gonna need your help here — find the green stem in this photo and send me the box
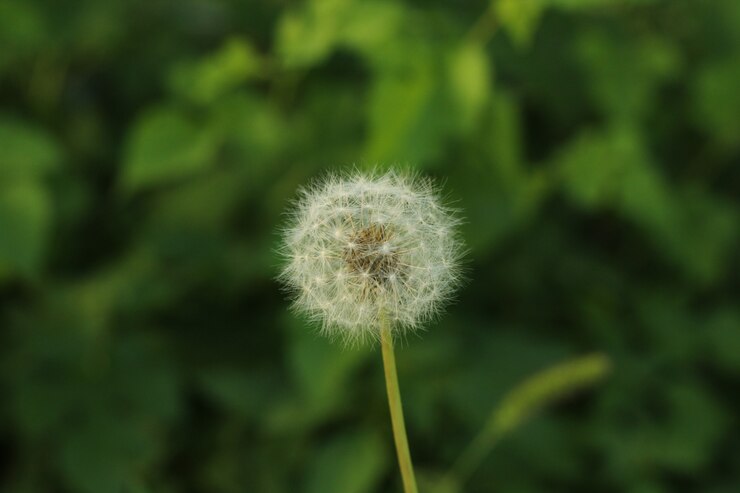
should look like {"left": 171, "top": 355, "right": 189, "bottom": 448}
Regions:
{"left": 380, "top": 320, "right": 418, "bottom": 493}
{"left": 447, "top": 429, "right": 500, "bottom": 485}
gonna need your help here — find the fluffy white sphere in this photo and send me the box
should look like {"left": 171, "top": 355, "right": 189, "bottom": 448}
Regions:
{"left": 279, "top": 169, "right": 464, "bottom": 343}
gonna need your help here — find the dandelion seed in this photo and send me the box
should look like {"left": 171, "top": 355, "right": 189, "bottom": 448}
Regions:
{"left": 278, "top": 168, "right": 465, "bottom": 344}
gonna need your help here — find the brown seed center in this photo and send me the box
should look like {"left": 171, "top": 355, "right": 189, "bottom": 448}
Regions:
{"left": 343, "top": 224, "right": 400, "bottom": 290}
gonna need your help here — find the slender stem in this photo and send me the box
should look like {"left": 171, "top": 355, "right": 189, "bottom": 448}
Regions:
{"left": 380, "top": 320, "right": 418, "bottom": 493}
{"left": 447, "top": 429, "right": 500, "bottom": 484}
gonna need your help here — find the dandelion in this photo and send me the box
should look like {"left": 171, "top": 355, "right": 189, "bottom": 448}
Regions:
{"left": 279, "top": 169, "right": 464, "bottom": 343}
{"left": 278, "top": 168, "right": 465, "bottom": 493}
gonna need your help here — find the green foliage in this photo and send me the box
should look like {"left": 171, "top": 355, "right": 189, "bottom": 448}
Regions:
{"left": 442, "top": 353, "right": 611, "bottom": 490}
{"left": 168, "top": 38, "right": 261, "bottom": 106}
{"left": 0, "top": 117, "right": 59, "bottom": 278}
{"left": 305, "top": 430, "right": 388, "bottom": 493}
{"left": 490, "top": 353, "right": 611, "bottom": 437}
{"left": 0, "top": 117, "right": 60, "bottom": 178}
{"left": 1, "top": 0, "right": 739, "bottom": 492}
{"left": 122, "top": 106, "right": 220, "bottom": 192}
{"left": 0, "top": 181, "right": 51, "bottom": 277}
{"left": 695, "top": 59, "right": 740, "bottom": 149}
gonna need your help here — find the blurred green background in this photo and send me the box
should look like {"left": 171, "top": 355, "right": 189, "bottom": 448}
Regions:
{"left": 1, "top": 0, "right": 739, "bottom": 492}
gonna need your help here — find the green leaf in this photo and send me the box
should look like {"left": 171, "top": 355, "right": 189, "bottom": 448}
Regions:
{"left": 364, "top": 42, "right": 452, "bottom": 164}
{"left": 0, "top": 116, "right": 58, "bottom": 279}
{"left": 576, "top": 31, "right": 680, "bottom": 122}
{"left": 209, "top": 93, "right": 287, "bottom": 165}
{"left": 304, "top": 430, "right": 387, "bottom": 493}
{"left": 557, "top": 128, "right": 737, "bottom": 283}
{"left": 449, "top": 352, "right": 611, "bottom": 482}
{"left": 448, "top": 330, "right": 571, "bottom": 427}
{"left": 0, "top": 181, "right": 52, "bottom": 278}
{"left": 455, "top": 90, "right": 548, "bottom": 252}
{"left": 197, "top": 368, "right": 274, "bottom": 418}
{"left": 59, "top": 416, "right": 154, "bottom": 493}
{"left": 265, "top": 319, "right": 371, "bottom": 432}
{"left": 168, "top": 38, "right": 261, "bottom": 105}
{"left": 121, "top": 106, "right": 219, "bottom": 192}
{"left": 704, "top": 307, "right": 740, "bottom": 374}
{"left": 556, "top": 127, "right": 674, "bottom": 224}
{"left": 0, "top": 116, "right": 60, "bottom": 179}
{"left": 447, "top": 42, "right": 492, "bottom": 129}
{"left": 496, "top": 0, "right": 547, "bottom": 48}
{"left": 655, "top": 188, "right": 738, "bottom": 284}
{"left": 0, "top": 1, "right": 47, "bottom": 70}
{"left": 553, "top": 0, "right": 657, "bottom": 7}
{"left": 276, "top": 0, "right": 346, "bottom": 68}
{"left": 694, "top": 58, "right": 740, "bottom": 149}
{"left": 288, "top": 322, "right": 369, "bottom": 409}
{"left": 496, "top": 0, "right": 659, "bottom": 48}
{"left": 338, "top": 1, "right": 404, "bottom": 55}
{"left": 490, "top": 353, "right": 611, "bottom": 436}
{"left": 277, "top": 0, "right": 403, "bottom": 67}
{"left": 608, "top": 381, "right": 729, "bottom": 473}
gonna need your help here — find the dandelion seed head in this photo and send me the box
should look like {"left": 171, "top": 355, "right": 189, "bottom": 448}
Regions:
{"left": 278, "top": 169, "right": 465, "bottom": 344}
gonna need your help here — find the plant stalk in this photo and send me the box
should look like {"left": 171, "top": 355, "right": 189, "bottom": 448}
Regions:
{"left": 380, "top": 320, "right": 418, "bottom": 493}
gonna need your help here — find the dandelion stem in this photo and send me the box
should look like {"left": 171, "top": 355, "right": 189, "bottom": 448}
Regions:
{"left": 380, "top": 318, "right": 418, "bottom": 493}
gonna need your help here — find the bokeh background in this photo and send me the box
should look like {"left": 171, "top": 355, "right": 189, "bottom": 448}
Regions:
{"left": 1, "top": 0, "right": 739, "bottom": 492}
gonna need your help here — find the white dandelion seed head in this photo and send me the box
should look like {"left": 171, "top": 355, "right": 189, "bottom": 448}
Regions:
{"left": 278, "top": 169, "right": 465, "bottom": 344}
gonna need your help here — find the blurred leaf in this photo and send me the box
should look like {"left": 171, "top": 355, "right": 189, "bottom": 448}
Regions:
{"left": 447, "top": 42, "right": 492, "bottom": 130}
{"left": 0, "top": 181, "right": 52, "bottom": 278}
{"left": 287, "top": 321, "right": 370, "bottom": 414}
{"left": 497, "top": 0, "right": 659, "bottom": 48}
{"left": 0, "top": 116, "right": 58, "bottom": 280}
{"left": 0, "top": 116, "right": 60, "bottom": 178}
{"left": 496, "top": 0, "right": 547, "bottom": 47}
{"left": 168, "top": 38, "right": 261, "bottom": 105}
{"left": 449, "top": 352, "right": 611, "bottom": 483}
{"left": 604, "top": 380, "right": 729, "bottom": 474}
{"left": 8, "top": 327, "right": 179, "bottom": 493}
{"left": 656, "top": 188, "right": 738, "bottom": 284}
{"left": 8, "top": 327, "right": 88, "bottom": 438}
{"left": 276, "top": 0, "right": 347, "bottom": 68}
{"left": 577, "top": 30, "right": 680, "bottom": 122}
{"left": 655, "top": 383, "right": 728, "bottom": 472}
{"left": 339, "top": 1, "right": 404, "bottom": 55}
{"left": 703, "top": 307, "right": 740, "bottom": 374}
{"left": 209, "top": 93, "right": 287, "bottom": 166}
{"left": 2, "top": 1, "right": 740, "bottom": 492}
{"left": 502, "top": 417, "right": 581, "bottom": 481}
{"left": 121, "top": 106, "right": 219, "bottom": 192}
{"left": 417, "top": 472, "right": 461, "bottom": 493}
{"left": 487, "top": 90, "right": 524, "bottom": 172}
{"left": 629, "top": 482, "right": 668, "bottom": 493}
{"left": 198, "top": 368, "right": 275, "bottom": 419}
{"left": 304, "top": 430, "right": 387, "bottom": 493}
{"left": 45, "top": 247, "right": 175, "bottom": 336}
{"left": 455, "top": 90, "right": 547, "bottom": 252}
{"left": 556, "top": 127, "right": 668, "bottom": 213}
{"left": 449, "top": 330, "right": 571, "bottom": 427}
{"left": 0, "top": 1, "right": 47, "bottom": 69}
{"left": 558, "top": 126, "right": 738, "bottom": 283}
{"left": 146, "top": 169, "right": 245, "bottom": 233}
{"left": 277, "top": 0, "right": 403, "bottom": 67}
{"left": 490, "top": 353, "right": 611, "bottom": 436}
{"left": 364, "top": 41, "right": 453, "bottom": 164}
{"left": 58, "top": 416, "right": 154, "bottom": 493}
{"left": 694, "top": 57, "right": 740, "bottom": 149}
{"left": 636, "top": 291, "right": 698, "bottom": 365}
